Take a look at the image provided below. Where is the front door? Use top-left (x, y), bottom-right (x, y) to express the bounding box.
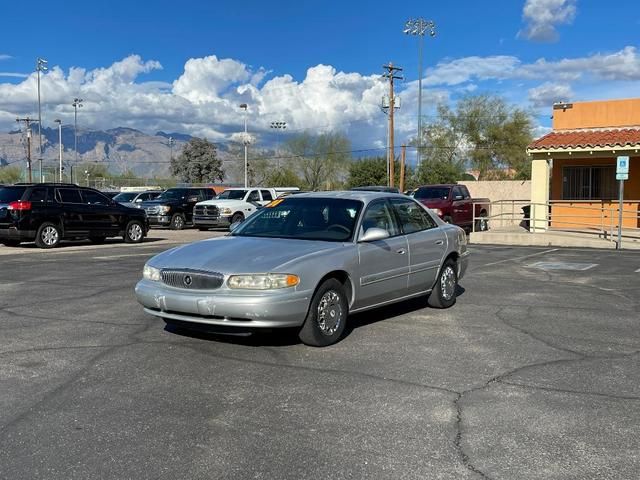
top-left (80, 189), bottom-right (120, 234)
top-left (55, 187), bottom-right (86, 235)
top-left (354, 200), bottom-right (409, 309)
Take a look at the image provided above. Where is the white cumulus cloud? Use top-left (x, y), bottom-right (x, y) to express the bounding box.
top-left (519, 0), bottom-right (577, 42)
top-left (528, 82), bottom-right (574, 108)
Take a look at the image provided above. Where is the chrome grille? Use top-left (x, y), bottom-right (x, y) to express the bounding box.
top-left (161, 269), bottom-right (224, 290)
top-left (145, 206), bottom-right (160, 215)
top-left (194, 205), bottom-right (219, 217)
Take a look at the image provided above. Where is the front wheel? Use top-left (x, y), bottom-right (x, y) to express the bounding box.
top-left (35, 222), bottom-right (61, 249)
top-left (475, 212), bottom-right (489, 232)
top-left (299, 278), bottom-right (348, 347)
top-left (124, 220), bottom-right (145, 243)
top-left (170, 213), bottom-right (186, 230)
top-left (231, 213), bottom-right (244, 225)
top-left (428, 259), bottom-right (458, 309)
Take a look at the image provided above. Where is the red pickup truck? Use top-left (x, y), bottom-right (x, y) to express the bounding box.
top-left (413, 184), bottom-right (490, 232)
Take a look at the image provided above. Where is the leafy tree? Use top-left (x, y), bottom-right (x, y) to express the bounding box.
top-left (0, 166), bottom-right (23, 184)
top-left (285, 132), bottom-right (350, 190)
top-left (170, 138), bottom-right (224, 184)
top-left (414, 158), bottom-right (465, 185)
top-left (417, 95), bottom-right (534, 180)
top-left (347, 156), bottom-right (408, 189)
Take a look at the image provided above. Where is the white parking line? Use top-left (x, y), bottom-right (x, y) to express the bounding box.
top-left (636, 268), bottom-right (640, 273)
top-left (92, 253), bottom-right (155, 260)
top-left (475, 248), bottom-right (558, 269)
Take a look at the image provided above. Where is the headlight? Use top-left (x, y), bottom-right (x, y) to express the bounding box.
top-left (220, 207), bottom-right (233, 215)
top-left (160, 205), bottom-right (171, 214)
top-left (432, 208), bottom-right (443, 217)
top-left (227, 274), bottom-right (299, 290)
top-left (143, 264), bottom-right (161, 281)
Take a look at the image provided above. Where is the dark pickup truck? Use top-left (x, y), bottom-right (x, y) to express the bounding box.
top-left (413, 184), bottom-right (490, 232)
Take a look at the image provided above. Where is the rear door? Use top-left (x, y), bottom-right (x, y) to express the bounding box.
top-left (390, 198), bottom-right (447, 294)
top-left (355, 199), bottom-right (409, 309)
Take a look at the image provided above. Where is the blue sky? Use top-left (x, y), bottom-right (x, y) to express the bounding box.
top-left (1, 0), bottom-right (639, 152)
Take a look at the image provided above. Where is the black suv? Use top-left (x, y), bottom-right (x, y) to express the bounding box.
top-left (0, 183), bottom-right (149, 249)
top-left (138, 187), bottom-right (215, 229)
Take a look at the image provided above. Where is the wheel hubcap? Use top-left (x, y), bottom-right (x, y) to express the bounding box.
top-left (42, 226), bottom-right (58, 246)
top-left (317, 291), bottom-right (343, 336)
top-left (129, 223), bottom-right (142, 241)
top-left (440, 266), bottom-right (456, 301)
top-left (175, 217), bottom-right (183, 228)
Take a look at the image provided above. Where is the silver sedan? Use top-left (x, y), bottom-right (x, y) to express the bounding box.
top-left (135, 191), bottom-right (469, 346)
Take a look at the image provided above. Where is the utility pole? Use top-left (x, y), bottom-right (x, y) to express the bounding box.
top-left (36, 58), bottom-right (48, 182)
top-left (16, 117), bottom-right (39, 183)
top-left (239, 103), bottom-right (249, 188)
top-left (382, 63), bottom-right (403, 187)
top-left (400, 144), bottom-right (406, 193)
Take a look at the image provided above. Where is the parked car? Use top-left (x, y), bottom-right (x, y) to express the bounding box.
top-left (135, 191), bottom-right (469, 347)
top-left (138, 187), bottom-right (216, 230)
top-left (0, 183), bottom-right (148, 248)
top-left (192, 187), bottom-right (279, 230)
top-left (413, 184), bottom-right (490, 232)
top-left (351, 186), bottom-right (401, 194)
top-left (113, 190), bottom-right (162, 207)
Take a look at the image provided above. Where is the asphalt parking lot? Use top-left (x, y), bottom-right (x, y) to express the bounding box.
top-left (0, 236), bottom-right (639, 479)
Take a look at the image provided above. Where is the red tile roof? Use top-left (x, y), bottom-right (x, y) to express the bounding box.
top-left (528, 128), bottom-right (640, 150)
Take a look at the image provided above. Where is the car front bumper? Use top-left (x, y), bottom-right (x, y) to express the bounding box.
top-left (146, 215), bottom-right (171, 226)
top-left (458, 249), bottom-right (470, 280)
top-left (135, 279), bottom-right (312, 329)
top-left (193, 215), bottom-right (232, 227)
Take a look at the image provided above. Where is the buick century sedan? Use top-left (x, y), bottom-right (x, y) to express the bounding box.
top-left (135, 191), bottom-right (469, 346)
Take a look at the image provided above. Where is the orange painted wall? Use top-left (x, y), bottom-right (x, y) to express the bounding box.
top-left (553, 98), bottom-right (640, 130)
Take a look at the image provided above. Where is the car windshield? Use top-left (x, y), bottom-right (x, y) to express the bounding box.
top-left (113, 192), bottom-right (138, 202)
top-left (233, 197), bottom-right (362, 242)
top-left (156, 189), bottom-right (187, 200)
top-left (0, 187), bottom-right (27, 203)
top-left (414, 187), bottom-right (451, 200)
top-left (217, 190), bottom-right (247, 200)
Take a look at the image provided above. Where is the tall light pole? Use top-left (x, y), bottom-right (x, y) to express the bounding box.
top-left (72, 98), bottom-right (83, 178)
top-left (403, 18), bottom-right (436, 170)
top-left (168, 136), bottom-right (175, 163)
top-left (240, 103), bottom-right (249, 187)
top-left (36, 57), bottom-right (48, 182)
top-left (54, 119), bottom-right (62, 182)
top-left (270, 121), bottom-right (286, 169)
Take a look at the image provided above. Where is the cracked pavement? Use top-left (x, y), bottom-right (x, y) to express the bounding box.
top-left (0, 239), bottom-right (639, 479)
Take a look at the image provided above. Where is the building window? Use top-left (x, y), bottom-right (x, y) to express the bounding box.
top-left (562, 165), bottom-right (617, 200)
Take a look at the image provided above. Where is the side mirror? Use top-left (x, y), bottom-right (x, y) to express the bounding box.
top-left (454, 195), bottom-right (463, 201)
top-left (359, 227), bottom-right (390, 242)
top-left (187, 196), bottom-right (199, 203)
top-left (135, 198), bottom-right (143, 203)
top-left (229, 220), bottom-right (243, 232)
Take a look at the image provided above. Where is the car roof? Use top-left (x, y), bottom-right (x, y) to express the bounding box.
top-left (291, 190), bottom-right (410, 204)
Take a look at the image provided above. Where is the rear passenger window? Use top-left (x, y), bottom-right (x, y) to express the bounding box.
top-left (261, 190), bottom-right (274, 201)
top-left (56, 188), bottom-right (82, 204)
top-left (247, 190), bottom-right (260, 202)
top-left (29, 187), bottom-right (48, 203)
top-left (391, 199), bottom-right (437, 234)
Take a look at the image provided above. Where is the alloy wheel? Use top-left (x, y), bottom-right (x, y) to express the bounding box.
top-left (440, 265), bottom-right (456, 301)
top-left (42, 226), bottom-right (59, 246)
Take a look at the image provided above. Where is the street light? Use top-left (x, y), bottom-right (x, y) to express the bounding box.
top-left (54, 119), bottom-right (62, 182)
top-left (403, 18), bottom-right (436, 169)
top-left (270, 121), bottom-right (287, 169)
top-left (36, 57), bottom-right (48, 182)
top-left (72, 98), bottom-right (83, 180)
top-left (239, 103), bottom-right (249, 188)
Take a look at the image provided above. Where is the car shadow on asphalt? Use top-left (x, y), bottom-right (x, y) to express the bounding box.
top-left (163, 285), bottom-right (466, 348)
top-left (11, 236), bottom-right (167, 249)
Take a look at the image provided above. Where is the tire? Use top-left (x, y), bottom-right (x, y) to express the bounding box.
top-left (1, 240), bottom-right (21, 247)
top-left (231, 213), bottom-right (244, 225)
top-left (124, 220), bottom-right (145, 243)
top-left (298, 278), bottom-right (348, 347)
top-left (35, 222), bottom-right (61, 249)
top-left (170, 213), bottom-right (186, 230)
top-left (428, 259), bottom-right (458, 309)
top-left (475, 212), bottom-right (489, 232)
top-left (89, 236), bottom-right (106, 244)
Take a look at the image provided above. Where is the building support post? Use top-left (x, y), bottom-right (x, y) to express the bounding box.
top-left (530, 158), bottom-right (550, 232)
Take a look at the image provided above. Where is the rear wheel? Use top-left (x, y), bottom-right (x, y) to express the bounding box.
top-left (124, 220), bottom-right (145, 243)
top-left (475, 211), bottom-right (489, 232)
top-left (428, 259), bottom-right (458, 309)
top-left (299, 278), bottom-right (348, 347)
top-left (35, 222), bottom-right (61, 249)
top-left (170, 213), bottom-right (186, 230)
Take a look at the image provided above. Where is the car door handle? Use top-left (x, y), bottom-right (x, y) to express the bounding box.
top-left (435, 240), bottom-right (444, 245)
top-left (396, 249), bottom-right (406, 255)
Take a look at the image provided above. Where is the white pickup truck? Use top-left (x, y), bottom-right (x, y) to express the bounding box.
top-left (193, 187), bottom-right (294, 230)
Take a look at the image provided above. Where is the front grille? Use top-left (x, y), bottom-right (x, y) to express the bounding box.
top-left (161, 269), bottom-right (224, 290)
top-left (194, 205), bottom-right (219, 217)
top-left (145, 206), bottom-right (160, 215)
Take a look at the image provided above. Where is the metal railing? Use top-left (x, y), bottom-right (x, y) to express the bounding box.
top-left (472, 199), bottom-right (640, 248)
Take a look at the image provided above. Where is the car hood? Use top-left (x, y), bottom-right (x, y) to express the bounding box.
top-left (149, 236), bottom-right (347, 273)
top-left (139, 198), bottom-right (179, 207)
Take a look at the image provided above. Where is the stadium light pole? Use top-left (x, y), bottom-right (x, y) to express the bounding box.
top-left (240, 103), bottom-right (249, 187)
top-left (403, 18), bottom-right (436, 169)
top-left (270, 121), bottom-right (286, 169)
top-left (36, 57), bottom-right (48, 182)
top-left (72, 98), bottom-right (83, 177)
top-left (54, 119), bottom-right (62, 181)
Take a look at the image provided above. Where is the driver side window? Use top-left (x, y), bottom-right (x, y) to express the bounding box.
top-left (360, 201), bottom-right (400, 237)
top-left (247, 190), bottom-right (260, 202)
